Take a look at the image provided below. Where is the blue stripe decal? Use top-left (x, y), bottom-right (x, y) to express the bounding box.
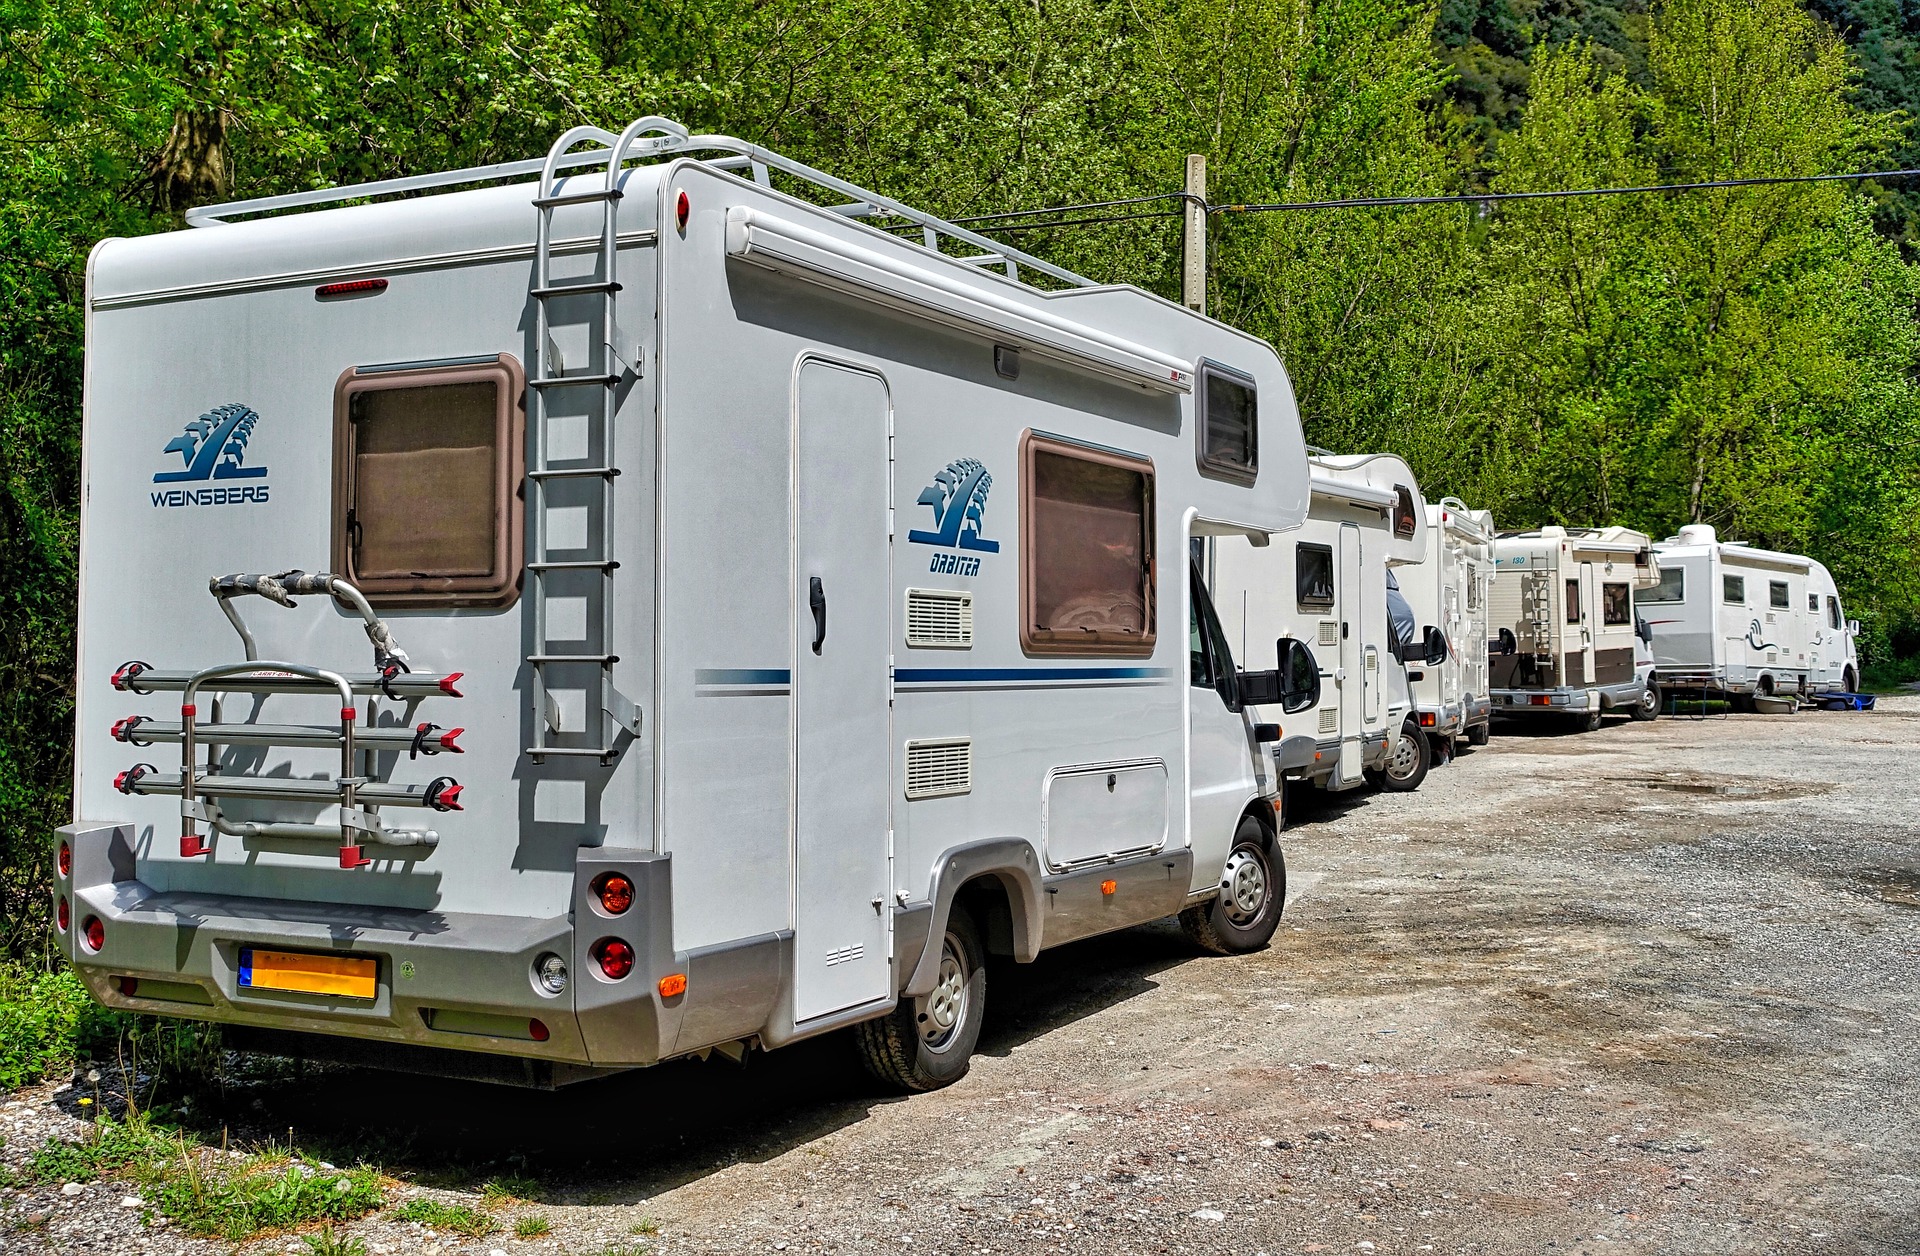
top-left (695, 668), bottom-right (792, 685)
top-left (896, 667), bottom-right (1173, 683)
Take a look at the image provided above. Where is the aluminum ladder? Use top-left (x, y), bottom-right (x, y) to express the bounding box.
top-left (524, 121), bottom-right (681, 763)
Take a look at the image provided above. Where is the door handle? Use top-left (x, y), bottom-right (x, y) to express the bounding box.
top-left (809, 576), bottom-right (827, 654)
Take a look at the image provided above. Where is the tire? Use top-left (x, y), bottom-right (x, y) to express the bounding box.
top-left (1573, 707), bottom-right (1604, 732)
top-left (1628, 680), bottom-right (1661, 721)
top-left (1377, 720), bottom-right (1428, 792)
top-left (1467, 721), bottom-right (1490, 746)
top-left (1843, 666), bottom-right (1857, 694)
top-left (1179, 816), bottom-right (1285, 955)
top-left (855, 910), bottom-right (985, 1092)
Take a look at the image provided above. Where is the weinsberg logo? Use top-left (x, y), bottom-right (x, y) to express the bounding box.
top-left (908, 457), bottom-right (999, 577)
top-left (151, 403), bottom-right (270, 508)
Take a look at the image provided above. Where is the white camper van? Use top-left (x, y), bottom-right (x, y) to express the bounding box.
top-left (1490, 526), bottom-right (1661, 729)
top-left (60, 117), bottom-right (1327, 1092)
top-left (1399, 498), bottom-right (1496, 754)
top-left (1644, 525), bottom-right (1859, 704)
top-left (1210, 453), bottom-right (1444, 794)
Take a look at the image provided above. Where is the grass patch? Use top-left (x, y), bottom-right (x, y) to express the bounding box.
top-left (0, 964), bottom-right (129, 1089)
top-left (514, 1213), bottom-right (552, 1238)
top-left (26, 1112), bottom-right (180, 1183)
top-left (482, 1174), bottom-right (543, 1206)
top-left (390, 1197), bottom-right (498, 1237)
top-left (631, 1216), bottom-right (660, 1236)
top-left (300, 1228), bottom-right (368, 1256)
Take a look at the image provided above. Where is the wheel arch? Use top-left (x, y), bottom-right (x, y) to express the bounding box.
top-left (902, 838), bottom-right (1042, 998)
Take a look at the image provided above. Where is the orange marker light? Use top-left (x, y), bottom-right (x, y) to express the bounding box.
top-left (1100, 879), bottom-right (1117, 896)
top-left (658, 972), bottom-right (688, 998)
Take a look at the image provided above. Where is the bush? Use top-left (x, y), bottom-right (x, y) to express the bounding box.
top-left (0, 964), bottom-right (131, 1089)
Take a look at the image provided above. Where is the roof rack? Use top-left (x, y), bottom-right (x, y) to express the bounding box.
top-left (184, 116), bottom-right (1096, 291)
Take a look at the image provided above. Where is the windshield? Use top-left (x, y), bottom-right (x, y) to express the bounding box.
top-left (1384, 569), bottom-right (1417, 658)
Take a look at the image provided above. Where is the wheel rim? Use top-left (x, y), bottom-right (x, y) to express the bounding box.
top-left (1387, 730), bottom-right (1421, 780)
top-left (1219, 847), bottom-right (1269, 925)
top-left (1642, 684), bottom-right (1659, 714)
top-left (919, 932), bottom-right (970, 1054)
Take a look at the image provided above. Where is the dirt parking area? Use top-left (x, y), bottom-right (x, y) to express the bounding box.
top-left (7, 698), bottom-right (1919, 1255)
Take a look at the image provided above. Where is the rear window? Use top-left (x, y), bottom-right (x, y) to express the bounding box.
top-left (1297, 543), bottom-right (1334, 609)
top-left (1769, 580), bottom-right (1790, 609)
top-left (332, 356), bottom-right (525, 607)
top-left (1021, 432), bottom-right (1156, 655)
top-left (1602, 582), bottom-right (1631, 625)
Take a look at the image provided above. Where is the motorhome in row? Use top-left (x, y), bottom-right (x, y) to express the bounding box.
top-left (1210, 453), bottom-right (1447, 795)
top-left (60, 117), bottom-right (1328, 1093)
top-left (1643, 524), bottom-right (1860, 706)
top-left (1400, 498), bottom-right (1496, 754)
top-left (1489, 526), bottom-right (1662, 729)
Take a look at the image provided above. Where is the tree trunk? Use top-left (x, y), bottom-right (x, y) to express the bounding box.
top-left (153, 108), bottom-right (227, 212)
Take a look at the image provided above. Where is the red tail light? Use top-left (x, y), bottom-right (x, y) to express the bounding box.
top-left (58, 841), bottom-right (71, 877)
top-left (1418, 712), bottom-right (1437, 727)
top-left (115, 976), bottom-right (139, 996)
top-left (82, 915), bottom-right (104, 952)
top-left (314, 277), bottom-right (389, 299)
top-left (593, 938), bottom-right (635, 980)
top-left (675, 189), bottom-right (690, 232)
top-left (57, 896), bottom-right (69, 931)
top-left (528, 1018), bottom-right (550, 1042)
top-left (594, 872), bottom-right (634, 915)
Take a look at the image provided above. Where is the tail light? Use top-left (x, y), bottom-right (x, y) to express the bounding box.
top-left (1418, 712), bottom-right (1437, 727)
top-left (528, 1018), bottom-right (550, 1042)
top-left (81, 915), bottom-right (104, 952)
top-left (58, 841), bottom-right (71, 877)
top-left (115, 975), bottom-right (139, 996)
top-left (594, 872), bottom-right (634, 915)
top-left (593, 938), bottom-right (634, 980)
top-left (57, 896), bottom-right (69, 932)
top-left (675, 189), bottom-right (690, 232)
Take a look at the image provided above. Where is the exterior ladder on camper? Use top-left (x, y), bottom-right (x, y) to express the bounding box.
top-left (525, 122), bottom-right (675, 763)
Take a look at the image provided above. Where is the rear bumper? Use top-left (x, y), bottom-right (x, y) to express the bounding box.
top-left (1491, 687), bottom-right (1594, 714)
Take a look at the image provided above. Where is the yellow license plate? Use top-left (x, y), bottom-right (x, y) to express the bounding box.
top-left (237, 948), bottom-right (377, 1000)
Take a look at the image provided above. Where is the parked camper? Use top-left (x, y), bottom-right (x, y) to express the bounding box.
top-left (60, 117), bottom-right (1326, 1093)
top-left (1643, 524), bottom-right (1856, 705)
top-left (1398, 498), bottom-right (1496, 755)
top-left (1490, 526), bottom-right (1661, 729)
top-left (1210, 453), bottom-right (1444, 794)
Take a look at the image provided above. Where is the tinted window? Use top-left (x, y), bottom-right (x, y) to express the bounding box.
top-left (1197, 363), bottom-right (1257, 483)
top-left (1723, 575), bottom-right (1745, 604)
top-left (1643, 568), bottom-right (1685, 603)
top-left (1297, 543), bottom-right (1334, 608)
top-left (1769, 580), bottom-right (1789, 609)
top-left (1565, 578), bottom-right (1581, 624)
top-left (1828, 595), bottom-right (1842, 629)
top-left (1392, 486), bottom-right (1417, 539)
top-left (1809, 594), bottom-right (1820, 613)
top-left (1602, 582), bottom-right (1631, 625)
top-left (1022, 433), bottom-right (1155, 655)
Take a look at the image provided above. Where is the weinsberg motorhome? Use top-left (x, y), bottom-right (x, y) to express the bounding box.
top-left (1399, 498), bottom-right (1496, 756)
top-left (1210, 453), bottom-right (1446, 795)
top-left (1489, 526), bottom-right (1661, 729)
top-left (1643, 525), bottom-right (1859, 706)
top-left (61, 117), bottom-right (1328, 1092)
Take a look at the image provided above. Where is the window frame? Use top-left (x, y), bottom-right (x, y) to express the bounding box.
top-left (1391, 486), bottom-right (1417, 539)
top-left (1769, 580), bottom-right (1790, 610)
top-left (1019, 430), bottom-right (1157, 657)
top-left (1194, 359), bottom-right (1259, 485)
top-left (1642, 568), bottom-right (1685, 604)
top-left (331, 354), bottom-right (526, 608)
top-left (1723, 574), bottom-right (1746, 605)
top-left (1295, 541), bottom-right (1335, 610)
top-left (1601, 581), bottom-right (1632, 626)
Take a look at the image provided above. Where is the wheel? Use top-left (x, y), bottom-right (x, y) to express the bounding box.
top-left (855, 910), bottom-right (985, 1092)
top-left (1467, 721), bottom-right (1490, 746)
top-left (1179, 816), bottom-right (1284, 955)
top-left (1573, 707), bottom-right (1604, 732)
top-left (1842, 666), bottom-right (1857, 694)
top-left (1375, 719), bottom-right (1429, 792)
top-left (1729, 692), bottom-right (1756, 714)
top-left (1628, 680), bottom-right (1661, 721)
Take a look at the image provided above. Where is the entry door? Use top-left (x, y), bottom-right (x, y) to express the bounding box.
top-left (1337, 524), bottom-right (1364, 777)
top-left (793, 361), bottom-right (893, 1024)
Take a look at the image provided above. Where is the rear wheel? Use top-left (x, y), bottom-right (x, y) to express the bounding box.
top-left (1629, 680), bottom-right (1661, 721)
top-left (1180, 816), bottom-right (1284, 955)
top-left (1374, 720), bottom-right (1429, 792)
top-left (1467, 721), bottom-right (1490, 746)
top-left (855, 910), bottom-right (985, 1092)
top-left (1575, 707), bottom-right (1604, 732)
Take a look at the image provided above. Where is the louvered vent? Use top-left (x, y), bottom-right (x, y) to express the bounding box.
top-left (1318, 620), bottom-right (1338, 646)
top-left (1319, 707), bottom-right (1338, 734)
top-left (905, 738), bottom-right (972, 799)
top-left (905, 588), bottom-right (974, 648)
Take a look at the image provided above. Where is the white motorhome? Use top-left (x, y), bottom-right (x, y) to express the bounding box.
top-left (59, 117), bottom-right (1327, 1093)
top-left (1210, 453), bottom-right (1444, 794)
top-left (1643, 525), bottom-right (1858, 704)
top-left (1399, 498), bottom-right (1496, 754)
top-left (1489, 526), bottom-right (1662, 729)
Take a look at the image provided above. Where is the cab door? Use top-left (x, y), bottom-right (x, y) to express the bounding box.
top-left (1189, 559), bottom-right (1257, 877)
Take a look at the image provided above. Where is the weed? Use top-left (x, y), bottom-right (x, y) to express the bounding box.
top-left (631, 1216), bottom-right (660, 1235)
top-left (482, 1174), bottom-right (543, 1206)
top-left (390, 1197), bottom-right (498, 1237)
top-left (300, 1226), bottom-right (368, 1256)
top-left (150, 1155), bottom-right (383, 1241)
top-left (26, 1112), bottom-right (181, 1183)
top-left (514, 1213), bottom-right (552, 1238)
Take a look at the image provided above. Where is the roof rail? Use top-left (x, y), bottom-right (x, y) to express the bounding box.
top-left (185, 115), bottom-right (1096, 290)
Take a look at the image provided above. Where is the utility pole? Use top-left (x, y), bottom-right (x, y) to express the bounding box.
top-left (1182, 154), bottom-right (1207, 315)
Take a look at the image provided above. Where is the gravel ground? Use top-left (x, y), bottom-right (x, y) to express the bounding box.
top-left (6, 697), bottom-right (1918, 1255)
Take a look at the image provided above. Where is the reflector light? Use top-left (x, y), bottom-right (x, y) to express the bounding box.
top-left (658, 972), bottom-right (687, 998)
top-left (58, 841), bottom-right (71, 877)
top-left (594, 872), bottom-right (635, 915)
top-left (528, 1018), bottom-right (550, 1042)
top-left (57, 896), bottom-right (69, 931)
top-left (675, 189), bottom-right (690, 232)
top-left (315, 278), bottom-right (389, 298)
top-left (82, 915), bottom-right (104, 952)
top-left (593, 938), bottom-right (634, 980)
top-left (116, 976), bottom-right (139, 996)
top-left (1530, 695), bottom-right (1551, 706)
top-left (1100, 879), bottom-right (1118, 896)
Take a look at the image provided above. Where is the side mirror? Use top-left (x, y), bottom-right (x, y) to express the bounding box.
top-left (1494, 627), bottom-right (1517, 656)
top-left (1636, 618), bottom-right (1654, 645)
top-left (1848, 619), bottom-right (1861, 635)
top-left (1274, 637), bottom-right (1322, 715)
top-left (1421, 625), bottom-right (1447, 666)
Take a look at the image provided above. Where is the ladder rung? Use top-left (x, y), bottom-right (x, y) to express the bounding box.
top-left (526, 746), bottom-right (618, 758)
top-left (528, 654), bottom-right (619, 664)
top-left (528, 374), bottom-right (620, 388)
top-left (529, 560), bottom-right (618, 571)
top-left (532, 188), bottom-right (624, 208)
top-left (531, 280), bottom-right (623, 298)
top-left (527, 466), bottom-right (619, 481)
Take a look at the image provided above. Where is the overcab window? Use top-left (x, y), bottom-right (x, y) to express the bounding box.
top-left (332, 355), bottom-right (525, 607)
top-left (1021, 432), bottom-right (1156, 656)
top-left (1644, 568), bottom-right (1684, 603)
top-left (1196, 361), bottom-right (1257, 484)
top-left (1296, 543), bottom-right (1335, 609)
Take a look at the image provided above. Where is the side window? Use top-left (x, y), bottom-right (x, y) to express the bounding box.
top-left (1196, 361), bottom-right (1257, 484)
top-left (1392, 486), bottom-right (1417, 539)
top-left (1296, 543), bottom-right (1334, 609)
top-left (1467, 573), bottom-right (1480, 611)
top-left (1602, 582), bottom-right (1631, 625)
top-left (1021, 432), bottom-right (1156, 656)
top-left (1723, 574), bottom-right (1745, 604)
top-left (1643, 568), bottom-right (1684, 603)
top-left (1808, 594), bottom-right (1819, 613)
top-left (1769, 580), bottom-right (1790, 609)
top-left (1565, 578), bottom-right (1581, 624)
top-left (1828, 595), bottom-right (1842, 630)
top-left (332, 355), bottom-right (525, 607)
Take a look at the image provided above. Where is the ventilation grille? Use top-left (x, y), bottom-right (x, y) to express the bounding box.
top-left (1319, 707), bottom-right (1338, 735)
top-left (905, 738), bottom-right (972, 799)
top-left (1318, 620), bottom-right (1339, 646)
top-left (906, 588), bottom-right (974, 648)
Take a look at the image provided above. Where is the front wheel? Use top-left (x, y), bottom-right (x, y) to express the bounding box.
top-left (1628, 680), bottom-right (1661, 721)
top-left (1467, 721), bottom-right (1491, 746)
top-left (855, 910), bottom-right (985, 1092)
top-left (1375, 720), bottom-right (1429, 792)
top-left (1180, 817), bottom-right (1284, 955)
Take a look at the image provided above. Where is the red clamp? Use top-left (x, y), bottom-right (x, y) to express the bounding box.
top-left (408, 724), bottom-right (465, 759)
top-left (424, 777), bottom-right (464, 812)
top-left (110, 661), bottom-right (152, 692)
top-left (437, 672), bottom-right (465, 698)
top-left (180, 831), bottom-right (211, 858)
top-left (110, 715), bottom-right (152, 745)
top-left (338, 844), bottom-right (372, 870)
top-left (113, 763), bottom-right (156, 795)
